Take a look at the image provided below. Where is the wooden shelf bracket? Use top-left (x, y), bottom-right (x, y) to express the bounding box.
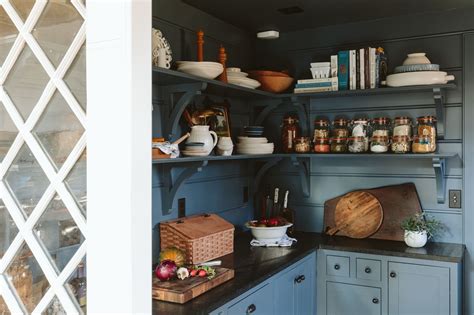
top-left (432, 157), bottom-right (446, 204)
top-left (433, 87), bottom-right (446, 139)
top-left (290, 156), bottom-right (310, 197)
top-left (161, 161), bottom-right (209, 215)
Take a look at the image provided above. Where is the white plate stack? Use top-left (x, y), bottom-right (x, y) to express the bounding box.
top-left (226, 68), bottom-right (261, 89)
top-left (236, 137), bottom-right (274, 155)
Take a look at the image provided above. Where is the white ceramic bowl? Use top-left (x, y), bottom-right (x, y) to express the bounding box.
top-left (246, 221), bottom-right (293, 242)
top-left (237, 137), bottom-right (268, 144)
top-left (386, 71), bottom-right (455, 87)
top-left (176, 61), bottom-right (223, 79)
top-left (402, 53), bottom-right (431, 65)
top-left (226, 67), bottom-right (241, 72)
top-left (228, 76), bottom-right (261, 89)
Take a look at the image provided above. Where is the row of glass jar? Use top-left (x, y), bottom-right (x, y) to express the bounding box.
top-left (313, 116), bottom-right (437, 139)
top-left (293, 134), bottom-right (436, 154)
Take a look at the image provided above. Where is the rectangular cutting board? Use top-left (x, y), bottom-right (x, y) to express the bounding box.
top-left (323, 183), bottom-right (423, 241)
top-left (152, 267), bottom-right (234, 304)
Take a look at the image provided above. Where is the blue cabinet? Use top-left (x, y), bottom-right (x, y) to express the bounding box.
top-left (326, 282), bottom-right (381, 315)
top-left (227, 284), bottom-right (274, 315)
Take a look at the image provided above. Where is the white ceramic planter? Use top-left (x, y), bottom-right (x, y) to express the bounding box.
top-left (404, 230), bottom-right (428, 248)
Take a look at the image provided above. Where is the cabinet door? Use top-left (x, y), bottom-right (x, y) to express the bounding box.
top-left (326, 282), bottom-right (381, 315)
top-left (227, 283), bottom-right (273, 315)
top-left (388, 262), bottom-right (449, 315)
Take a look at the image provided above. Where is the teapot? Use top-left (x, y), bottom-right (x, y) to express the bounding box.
top-left (186, 125), bottom-right (218, 156)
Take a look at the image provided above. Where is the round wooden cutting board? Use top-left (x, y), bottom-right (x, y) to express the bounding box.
top-left (327, 191), bottom-right (383, 239)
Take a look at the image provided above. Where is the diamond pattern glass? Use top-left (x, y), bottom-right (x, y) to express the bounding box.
top-left (66, 257), bottom-right (86, 313)
top-left (33, 91), bottom-right (84, 170)
top-left (34, 194), bottom-right (84, 273)
top-left (5, 144), bottom-right (50, 218)
top-left (0, 5), bottom-right (18, 67)
top-left (3, 45), bottom-right (50, 121)
top-left (64, 44), bottom-right (86, 111)
top-left (65, 149), bottom-right (86, 215)
top-left (6, 242), bottom-right (50, 313)
top-left (32, 1), bottom-right (83, 68)
top-left (10, 0), bottom-right (35, 22)
top-left (0, 295), bottom-right (9, 315)
top-left (43, 296), bottom-right (65, 315)
top-left (0, 102), bottom-right (18, 163)
top-left (0, 199), bottom-right (19, 260)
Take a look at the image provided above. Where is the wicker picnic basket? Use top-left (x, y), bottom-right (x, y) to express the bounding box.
top-left (160, 213), bottom-right (234, 264)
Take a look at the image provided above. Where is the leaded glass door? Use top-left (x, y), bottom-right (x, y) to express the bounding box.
top-left (0, 0), bottom-right (86, 313)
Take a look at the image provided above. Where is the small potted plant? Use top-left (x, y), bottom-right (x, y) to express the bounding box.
top-left (401, 213), bottom-right (443, 248)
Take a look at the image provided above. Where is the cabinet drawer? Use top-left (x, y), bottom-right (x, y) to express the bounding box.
top-left (356, 258), bottom-right (381, 281)
top-left (326, 282), bottom-right (381, 315)
top-left (326, 255), bottom-right (350, 277)
top-left (228, 283), bottom-right (273, 315)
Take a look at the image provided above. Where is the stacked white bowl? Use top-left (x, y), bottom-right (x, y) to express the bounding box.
top-left (226, 68), bottom-right (261, 89)
top-left (236, 137), bottom-right (274, 155)
top-left (176, 61), bottom-right (223, 79)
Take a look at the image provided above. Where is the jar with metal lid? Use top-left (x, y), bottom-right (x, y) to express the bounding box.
top-left (330, 137), bottom-right (348, 153)
top-left (412, 135), bottom-right (436, 153)
top-left (281, 116), bottom-right (300, 153)
top-left (314, 137), bottom-right (330, 153)
top-left (370, 136), bottom-right (390, 153)
top-left (393, 116), bottom-right (412, 137)
top-left (332, 118), bottom-right (349, 138)
top-left (350, 118), bottom-right (370, 137)
top-left (294, 137), bottom-right (311, 153)
top-left (348, 137), bottom-right (369, 153)
top-left (371, 117), bottom-right (391, 137)
top-left (416, 116), bottom-right (437, 146)
top-left (391, 135), bottom-right (411, 153)
top-left (313, 118), bottom-right (330, 140)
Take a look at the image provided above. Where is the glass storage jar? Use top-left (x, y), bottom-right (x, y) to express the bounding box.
top-left (332, 118), bottom-right (349, 138)
top-left (393, 116), bottom-right (412, 137)
top-left (350, 118), bottom-right (370, 137)
top-left (412, 135), bottom-right (436, 153)
top-left (330, 137), bottom-right (348, 153)
top-left (313, 118), bottom-right (330, 140)
top-left (416, 115), bottom-right (437, 146)
top-left (348, 137), bottom-right (369, 153)
top-left (294, 137), bottom-right (311, 153)
top-left (391, 135), bottom-right (411, 153)
top-left (314, 137), bottom-right (330, 153)
top-left (371, 117), bottom-right (391, 137)
top-left (281, 116), bottom-right (300, 153)
top-left (370, 136), bottom-right (390, 153)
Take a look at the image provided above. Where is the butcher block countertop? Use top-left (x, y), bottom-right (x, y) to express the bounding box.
top-left (152, 232), bottom-right (464, 315)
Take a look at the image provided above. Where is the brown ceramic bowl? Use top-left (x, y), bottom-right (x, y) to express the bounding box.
top-left (251, 75), bottom-right (294, 93)
top-left (248, 70), bottom-right (290, 77)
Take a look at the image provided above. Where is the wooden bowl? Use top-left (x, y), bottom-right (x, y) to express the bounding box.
top-left (251, 75), bottom-right (294, 93)
top-left (248, 70), bottom-right (290, 77)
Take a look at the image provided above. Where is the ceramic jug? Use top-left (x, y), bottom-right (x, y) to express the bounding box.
top-left (187, 125), bottom-right (218, 155)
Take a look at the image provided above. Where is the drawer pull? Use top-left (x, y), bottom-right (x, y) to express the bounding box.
top-left (390, 271), bottom-right (397, 278)
top-left (365, 267), bottom-right (372, 274)
top-left (294, 275), bottom-right (306, 283)
top-left (246, 304), bottom-right (256, 314)
top-left (372, 298), bottom-right (379, 304)
top-left (334, 264), bottom-right (340, 270)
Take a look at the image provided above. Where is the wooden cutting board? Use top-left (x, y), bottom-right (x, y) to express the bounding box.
top-left (324, 183), bottom-right (423, 241)
top-left (152, 267), bottom-right (234, 304)
top-left (327, 191), bottom-right (383, 239)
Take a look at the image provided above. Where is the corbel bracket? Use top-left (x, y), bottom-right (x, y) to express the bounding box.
top-left (432, 157), bottom-right (446, 204)
top-left (290, 156), bottom-right (310, 197)
top-left (433, 87), bottom-right (446, 139)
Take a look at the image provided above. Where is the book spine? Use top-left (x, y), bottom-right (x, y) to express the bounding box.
top-left (349, 50), bottom-right (356, 90)
top-left (364, 48), bottom-right (369, 89)
top-left (330, 55), bottom-right (338, 78)
top-left (296, 82), bottom-right (333, 88)
top-left (356, 50), bottom-right (360, 90)
top-left (297, 78), bottom-right (336, 84)
top-left (369, 47), bottom-right (376, 89)
top-left (375, 51), bottom-right (380, 88)
top-left (294, 86), bottom-right (334, 93)
top-left (338, 51), bottom-right (349, 90)
top-left (359, 48), bottom-right (365, 89)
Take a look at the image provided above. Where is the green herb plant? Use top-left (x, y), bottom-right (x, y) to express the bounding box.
top-left (401, 213), bottom-right (443, 239)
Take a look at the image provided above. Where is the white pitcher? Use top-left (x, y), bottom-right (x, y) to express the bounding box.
top-left (186, 125), bottom-right (218, 155)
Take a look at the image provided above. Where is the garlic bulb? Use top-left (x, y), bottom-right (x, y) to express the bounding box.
top-left (177, 267), bottom-right (189, 280)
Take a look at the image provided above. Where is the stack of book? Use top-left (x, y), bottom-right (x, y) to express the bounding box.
top-left (294, 59), bottom-right (339, 94)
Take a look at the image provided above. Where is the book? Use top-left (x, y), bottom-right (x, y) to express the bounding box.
top-left (297, 77), bottom-right (336, 84)
top-left (356, 50), bottom-right (360, 90)
top-left (378, 47), bottom-right (388, 85)
top-left (349, 50), bottom-right (356, 90)
top-left (364, 48), bottom-right (370, 89)
top-left (296, 82), bottom-right (333, 88)
top-left (337, 51), bottom-right (349, 90)
top-left (330, 55), bottom-right (338, 78)
top-left (359, 48), bottom-right (365, 89)
top-left (369, 47), bottom-right (376, 89)
top-left (294, 86), bottom-right (334, 93)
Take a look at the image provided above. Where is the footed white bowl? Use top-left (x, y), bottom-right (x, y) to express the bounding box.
top-left (177, 61), bottom-right (223, 79)
top-left (246, 221), bottom-right (293, 242)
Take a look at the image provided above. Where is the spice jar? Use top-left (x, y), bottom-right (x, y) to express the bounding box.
top-left (351, 118), bottom-right (370, 137)
top-left (281, 116), bottom-right (300, 153)
top-left (348, 137), bottom-right (369, 153)
top-left (294, 137), bottom-right (311, 153)
top-left (391, 135), bottom-right (411, 154)
top-left (332, 118), bottom-right (349, 138)
top-left (313, 119), bottom-right (330, 140)
top-left (314, 137), bottom-right (330, 153)
top-left (412, 135), bottom-right (436, 153)
top-left (370, 136), bottom-right (390, 153)
top-left (393, 116), bottom-right (412, 137)
top-left (330, 137), bottom-right (348, 153)
top-left (416, 116), bottom-right (437, 146)
top-left (371, 117), bottom-right (391, 137)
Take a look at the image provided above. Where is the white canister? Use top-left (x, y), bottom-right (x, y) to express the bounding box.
top-left (404, 230), bottom-right (428, 248)
top-left (217, 137), bottom-right (234, 156)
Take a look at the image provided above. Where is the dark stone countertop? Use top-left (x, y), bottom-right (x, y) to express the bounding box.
top-left (153, 232), bottom-right (464, 315)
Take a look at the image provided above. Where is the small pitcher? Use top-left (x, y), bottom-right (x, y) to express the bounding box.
top-left (186, 125), bottom-right (218, 156)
